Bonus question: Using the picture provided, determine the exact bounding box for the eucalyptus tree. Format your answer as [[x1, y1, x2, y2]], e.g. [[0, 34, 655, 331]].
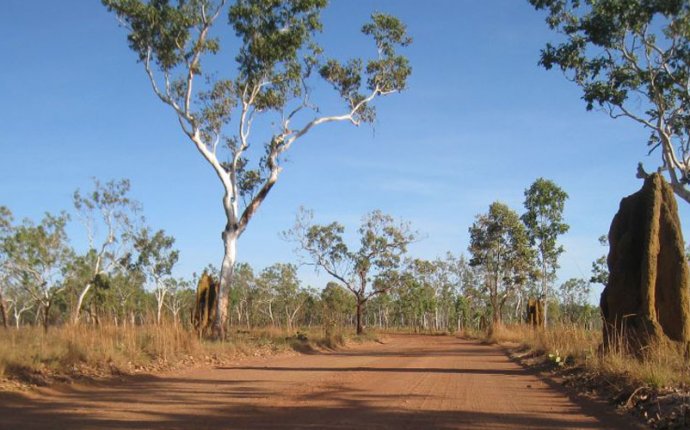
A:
[[164, 277, 195, 325], [449, 254, 483, 329], [254, 266, 277, 326], [2, 213, 73, 332], [71, 179, 142, 324], [300, 287, 321, 327], [257, 263, 305, 332], [469, 202, 533, 325], [366, 289, 391, 329], [103, 0, 412, 336], [131, 228, 179, 325], [229, 262, 255, 328], [6, 281, 34, 329], [530, 0, 690, 203], [590, 235, 610, 287], [0, 206, 14, 328], [286, 209, 416, 334], [405, 258, 457, 331], [558, 277, 591, 323], [521, 178, 569, 326], [395, 270, 435, 331], [109, 268, 146, 327], [321, 281, 355, 327]]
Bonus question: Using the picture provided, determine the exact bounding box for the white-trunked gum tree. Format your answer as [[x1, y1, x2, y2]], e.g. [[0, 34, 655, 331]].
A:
[[102, 0, 412, 337], [285, 209, 417, 335]]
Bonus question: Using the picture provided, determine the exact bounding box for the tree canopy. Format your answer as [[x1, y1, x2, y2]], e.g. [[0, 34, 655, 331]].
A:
[[469, 202, 534, 324], [102, 0, 412, 335], [530, 0, 690, 202], [285, 208, 416, 334], [521, 178, 569, 325]]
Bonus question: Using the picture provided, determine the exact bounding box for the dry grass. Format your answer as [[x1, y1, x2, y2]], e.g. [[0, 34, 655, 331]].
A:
[[479, 323, 690, 388], [0, 324, 353, 382]]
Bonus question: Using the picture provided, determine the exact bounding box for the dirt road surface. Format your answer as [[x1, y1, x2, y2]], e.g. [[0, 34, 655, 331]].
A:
[[0, 335, 642, 429]]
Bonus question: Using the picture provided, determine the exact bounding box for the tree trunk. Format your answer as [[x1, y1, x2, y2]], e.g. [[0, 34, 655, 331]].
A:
[[0, 292, 7, 329], [156, 297, 164, 325], [491, 296, 501, 325], [541, 256, 549, 328], [43, 300, 52, 333], [73, 282, 92, 324], [356, 299, 364, 335], [214, 227, 237, 338]]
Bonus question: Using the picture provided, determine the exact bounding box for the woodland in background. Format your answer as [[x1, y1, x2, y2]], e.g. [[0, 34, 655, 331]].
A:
[[0, 177, 609, 336]]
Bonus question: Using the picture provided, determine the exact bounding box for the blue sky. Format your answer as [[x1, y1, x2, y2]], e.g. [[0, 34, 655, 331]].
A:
[[1, 0, 687, 303]]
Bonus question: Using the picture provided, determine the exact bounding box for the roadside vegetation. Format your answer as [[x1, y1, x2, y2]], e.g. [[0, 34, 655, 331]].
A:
[[472, 323, 690, 428], [0, 324, 358, 385], [477, 323, 690, 389], [0, 175, 595, 386]]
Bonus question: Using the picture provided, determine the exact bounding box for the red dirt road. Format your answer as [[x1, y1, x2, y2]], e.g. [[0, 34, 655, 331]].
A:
[[0, 335, 642, 429]]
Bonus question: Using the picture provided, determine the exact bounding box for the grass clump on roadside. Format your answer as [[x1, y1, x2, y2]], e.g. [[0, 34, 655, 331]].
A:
[[0, 324, 359, 384], [473, 323, 690, 389]]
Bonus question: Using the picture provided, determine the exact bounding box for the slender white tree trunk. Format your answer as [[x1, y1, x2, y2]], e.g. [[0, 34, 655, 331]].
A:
[[215, 228, 237, 337], [74, 283, 92, 324], [156, 285, 166, 325], [541, 258, 548, 328]]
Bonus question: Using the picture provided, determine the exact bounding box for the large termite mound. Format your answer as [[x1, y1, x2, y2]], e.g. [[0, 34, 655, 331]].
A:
[[526, 298, 544, 328], [601, 173, 690, 354], [192, 272, 218, 335]]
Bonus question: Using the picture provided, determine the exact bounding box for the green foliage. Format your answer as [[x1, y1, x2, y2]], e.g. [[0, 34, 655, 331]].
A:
[[356, 210, 415, 285], [71, 178, 143, 321], [0, 206, 12, 235], [530, 0, 690, 200], [469, 202, 534, 324], [289, 209, 415, 299], [321, 282, 355, 325], [2, 213, 73, 292], [558, 277, 591, 323], [132, 228, 179, 282], [521, 178, 569, 303], [1, 212, 73, 329], [230, 0, 326, 105], [258, 263, 299, 302], [102, 0, 220, 71], [590, 234, 609, 286], [286, 209, 416, 333], [255, 263, 310, 331], [320, 12, 412, 123], [361, 13, 412, 93]]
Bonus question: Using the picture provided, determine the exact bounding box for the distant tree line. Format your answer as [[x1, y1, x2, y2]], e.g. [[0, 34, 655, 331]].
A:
[[0, 177, 600, 334]]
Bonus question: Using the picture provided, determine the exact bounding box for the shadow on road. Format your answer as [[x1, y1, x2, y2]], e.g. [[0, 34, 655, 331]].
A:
[[0, 336, 643, 430], [0, 385, 622, 430], [216, 366, 528, 376]]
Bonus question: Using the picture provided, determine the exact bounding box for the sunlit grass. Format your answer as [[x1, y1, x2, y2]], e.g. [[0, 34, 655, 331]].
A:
[[480, 323, 690, 388], [0, 324, 353, 381]]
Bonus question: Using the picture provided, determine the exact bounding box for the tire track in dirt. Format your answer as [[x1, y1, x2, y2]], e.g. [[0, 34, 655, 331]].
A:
[[0, 335, 643, 429]]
